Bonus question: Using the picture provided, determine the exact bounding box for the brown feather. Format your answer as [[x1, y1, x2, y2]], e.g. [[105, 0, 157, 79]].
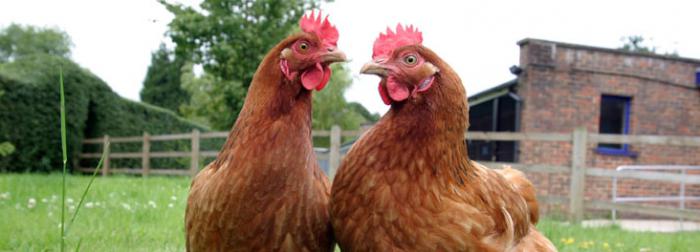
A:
[[330, 46, 555, 251], [496, 166, 540, 224], [185, 34, 334, 252]]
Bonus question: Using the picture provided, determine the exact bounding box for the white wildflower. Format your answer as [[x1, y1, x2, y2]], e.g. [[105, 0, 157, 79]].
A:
[[85, 202, 94, 208], [51, 195, 58, 202], [27, 198, 37, 209], [48, 211, 53, 217], [0, 192, 10, 200], [121, 203, 131, 211], [168, 203, 174, 208], [170, 196, 177, 201], [68, 205, 75, 211], [148, 201, 157, 208], [66, 198, 74, 204], [41, 198, 48, 203]]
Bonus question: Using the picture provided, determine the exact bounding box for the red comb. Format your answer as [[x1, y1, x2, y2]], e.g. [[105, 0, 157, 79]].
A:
[[299, 10, 339, 47], [372, 24, 423, 59]]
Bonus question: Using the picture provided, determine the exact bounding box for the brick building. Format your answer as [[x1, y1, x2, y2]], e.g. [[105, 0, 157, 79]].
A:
[[467, 38, 700, 214]]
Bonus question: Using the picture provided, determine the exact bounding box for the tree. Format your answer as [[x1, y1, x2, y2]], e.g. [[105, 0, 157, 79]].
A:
[[311, 64, 380, 146], [619, 35, 656, 54], [619, 35, 678, 57], [160, 0, 320, 130], [0, 24, 72, 63], [179, 62, 246, 128], [348, 102, 380, 123], [312, 65, 366, 131], [0, 90, 14, 157], [140, 44, 190, 112]]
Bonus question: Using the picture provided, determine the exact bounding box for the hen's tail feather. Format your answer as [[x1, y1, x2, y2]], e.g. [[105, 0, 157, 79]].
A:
[[511, 225, 558, 252], [497, 166, 540, 224]]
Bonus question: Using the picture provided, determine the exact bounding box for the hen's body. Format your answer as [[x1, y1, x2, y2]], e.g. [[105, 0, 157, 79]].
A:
[[331, 46, 555, 251], [185, 36, 333, 252]]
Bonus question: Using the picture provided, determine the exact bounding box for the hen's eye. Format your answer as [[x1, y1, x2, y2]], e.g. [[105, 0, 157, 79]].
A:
[[299, 42, 309, 50], [404, 55, 417, 65]]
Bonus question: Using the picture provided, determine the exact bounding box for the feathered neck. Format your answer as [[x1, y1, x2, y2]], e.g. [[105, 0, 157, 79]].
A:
[[373, 49, 473, 177], [213, 35, 314, 167], [242, 34, 312, 122]]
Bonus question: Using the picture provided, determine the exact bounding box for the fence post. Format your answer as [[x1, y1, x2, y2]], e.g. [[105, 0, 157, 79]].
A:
[[328, 125, 341, 180], [569, 127, 588, 223], [190, 129, 200, 177], [142, 132, 150, 177], [102, 135, 110, 176]]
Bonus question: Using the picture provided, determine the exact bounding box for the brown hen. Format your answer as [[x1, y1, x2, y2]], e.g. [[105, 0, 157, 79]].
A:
[[185, 12, 345, 252], [330, 24, 556, 252]]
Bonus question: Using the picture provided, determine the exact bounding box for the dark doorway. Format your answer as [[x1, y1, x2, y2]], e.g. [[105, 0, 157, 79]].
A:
[[467, 94, 520, 162]]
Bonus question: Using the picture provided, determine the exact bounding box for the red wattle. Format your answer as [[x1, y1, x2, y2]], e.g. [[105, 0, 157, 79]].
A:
[[315, 65, 332, 91], [386, 76, 409, 102], [301, 63, 332, 91], [378, 82, 391, 105]]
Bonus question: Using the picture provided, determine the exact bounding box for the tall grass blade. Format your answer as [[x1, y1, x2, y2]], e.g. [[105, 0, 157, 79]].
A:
[[74, 238, 82, 252], [65, 141, 109, 235], [59, 68, 67, 252]]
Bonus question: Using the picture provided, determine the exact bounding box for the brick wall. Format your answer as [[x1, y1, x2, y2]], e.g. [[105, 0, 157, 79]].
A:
[[515, 39, 700, 214]]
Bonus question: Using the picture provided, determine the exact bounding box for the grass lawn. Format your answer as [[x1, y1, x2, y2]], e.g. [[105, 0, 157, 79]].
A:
[[1, 173, 698, 251], [538, 219, 700, 252], [0, 173, 190, 251]]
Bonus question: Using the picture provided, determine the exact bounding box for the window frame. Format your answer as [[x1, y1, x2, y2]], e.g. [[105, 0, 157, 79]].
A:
[[596, 95, 636, 157]]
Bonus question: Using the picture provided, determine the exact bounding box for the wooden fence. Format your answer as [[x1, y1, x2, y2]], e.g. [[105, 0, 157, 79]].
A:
[[78, 126, 700, 223]]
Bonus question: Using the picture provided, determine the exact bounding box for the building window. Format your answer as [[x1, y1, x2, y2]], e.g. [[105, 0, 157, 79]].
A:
[[597, 95, 633, 155]]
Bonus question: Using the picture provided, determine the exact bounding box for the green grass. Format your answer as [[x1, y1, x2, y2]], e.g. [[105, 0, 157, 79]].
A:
[[0, 174, 190, 251], [538, 218, 700, 252], [60, 68, 67, 252], [1, 174, 698, 251]]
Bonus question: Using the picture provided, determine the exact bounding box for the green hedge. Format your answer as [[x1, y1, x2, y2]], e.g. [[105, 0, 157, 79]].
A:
[[0, 54, 209, 172]]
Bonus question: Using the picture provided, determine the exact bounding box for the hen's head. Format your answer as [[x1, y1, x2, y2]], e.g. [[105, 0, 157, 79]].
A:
[[279, 11, 346, 91], [361, 24, 440, 105]]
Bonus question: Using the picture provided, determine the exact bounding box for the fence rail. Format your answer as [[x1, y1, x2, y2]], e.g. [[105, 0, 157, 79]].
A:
[[78, 127, 700, 223]]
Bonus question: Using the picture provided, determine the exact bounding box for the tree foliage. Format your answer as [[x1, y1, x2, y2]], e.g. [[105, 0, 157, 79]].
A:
[[160, 0, 319, 129], [0, 24, 72, 63], [140, 44, 190, 112], [161, 0, 378, 132], [179, 62, 246, 128], [312, 65, 366, 131], [619, 35, 678, 57], [0, 90, 14, 157], [348, 102, 380, 123], [0, 142, 14, 157], [619, 35, 656, 54], [311, 65, 379, 146]]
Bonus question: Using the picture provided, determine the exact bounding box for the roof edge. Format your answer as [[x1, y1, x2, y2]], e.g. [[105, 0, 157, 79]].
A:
[[517, 38, 700, 65], [468, 78, 517, 101]]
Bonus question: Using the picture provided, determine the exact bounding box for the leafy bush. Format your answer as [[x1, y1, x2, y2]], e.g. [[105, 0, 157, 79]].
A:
[[0, 142, 13, 157], [0, 54, 207, 172]]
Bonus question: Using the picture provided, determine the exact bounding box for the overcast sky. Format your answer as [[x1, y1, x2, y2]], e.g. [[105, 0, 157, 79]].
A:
[[2, 0, 699, 115]]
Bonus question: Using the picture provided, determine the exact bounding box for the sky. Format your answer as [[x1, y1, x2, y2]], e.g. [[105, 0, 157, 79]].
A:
[[2, 0, 699, 115]]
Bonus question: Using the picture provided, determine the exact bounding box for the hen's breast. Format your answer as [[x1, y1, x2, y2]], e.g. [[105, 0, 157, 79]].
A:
[[330, 129, 532, 252], [331, 136, 493, 251], [185, 137, 333, 252]]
